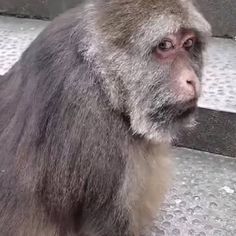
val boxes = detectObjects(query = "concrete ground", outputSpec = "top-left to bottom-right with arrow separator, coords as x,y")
0,16 -> 236,236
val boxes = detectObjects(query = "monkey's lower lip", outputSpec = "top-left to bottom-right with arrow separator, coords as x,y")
149,101 -> 197,123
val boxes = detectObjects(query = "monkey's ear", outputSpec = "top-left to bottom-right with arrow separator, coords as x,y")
187,3 -> 212,38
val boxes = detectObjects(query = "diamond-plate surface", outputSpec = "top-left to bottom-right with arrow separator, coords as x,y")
0,16 -> 49,75
199,38 -> 236,113
154,148 -> 236,236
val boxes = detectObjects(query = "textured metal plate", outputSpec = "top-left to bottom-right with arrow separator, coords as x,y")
199,38 -> 236,113
154,148 -> 236,236
0,16 -> 48,75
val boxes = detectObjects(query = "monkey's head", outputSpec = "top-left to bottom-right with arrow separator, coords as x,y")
85,0 -> 211,143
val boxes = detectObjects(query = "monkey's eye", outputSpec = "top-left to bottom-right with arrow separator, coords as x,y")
158,40 -> 174,51
183,38 -> 194,50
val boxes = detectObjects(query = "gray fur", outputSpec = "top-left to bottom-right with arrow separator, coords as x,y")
0,0 -> 211,235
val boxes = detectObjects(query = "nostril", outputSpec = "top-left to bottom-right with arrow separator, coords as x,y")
177,69 -> 201,98
185,78 -> 197,98
186,79 -> 193,85
186,79 -> 196,92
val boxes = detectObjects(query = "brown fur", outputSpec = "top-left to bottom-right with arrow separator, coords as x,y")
0,0 -> 210,235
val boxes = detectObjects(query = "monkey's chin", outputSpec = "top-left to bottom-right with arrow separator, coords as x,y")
142,114 -> 197,144
131,109 -> 198,144
144,131 -> 174,144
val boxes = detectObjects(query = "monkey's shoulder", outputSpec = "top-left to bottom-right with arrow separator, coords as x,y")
121,143 -> 172,232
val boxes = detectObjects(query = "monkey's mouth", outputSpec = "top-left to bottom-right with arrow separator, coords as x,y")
149,100 -> 197,125
175,106 -> 196,120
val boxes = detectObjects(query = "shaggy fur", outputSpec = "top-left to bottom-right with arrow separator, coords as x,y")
0,0 -> 211,235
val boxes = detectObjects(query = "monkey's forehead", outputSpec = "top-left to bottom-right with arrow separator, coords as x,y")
135,0 -> 211,38
93,0 -> 211,44
135,12 -> 211,42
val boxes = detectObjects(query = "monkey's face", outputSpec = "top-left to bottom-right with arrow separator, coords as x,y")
91,0 -> 211,143
125,29 -> 207,143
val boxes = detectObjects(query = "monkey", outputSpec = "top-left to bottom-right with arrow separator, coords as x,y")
0,0 -> 211,235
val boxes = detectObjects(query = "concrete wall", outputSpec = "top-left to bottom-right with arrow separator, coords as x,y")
0,0 -> 235,37
0,0 -> 84,19
196,0 -> 236,37
0,0 -> 49,19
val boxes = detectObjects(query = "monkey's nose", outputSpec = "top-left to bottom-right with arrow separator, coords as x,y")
181,69 -> 201,100
186,76 -> 201,98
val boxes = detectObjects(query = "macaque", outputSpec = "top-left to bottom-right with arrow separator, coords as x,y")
0,0 -> 211,235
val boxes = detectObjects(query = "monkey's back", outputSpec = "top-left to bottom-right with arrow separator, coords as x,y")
0,7 -> 132,235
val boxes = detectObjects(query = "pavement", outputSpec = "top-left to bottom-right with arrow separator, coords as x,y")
0,16 -> 236,236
